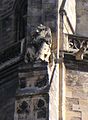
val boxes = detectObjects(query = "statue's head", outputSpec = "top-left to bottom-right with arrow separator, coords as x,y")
33,24 -> 52,45
35,24 -> 47,38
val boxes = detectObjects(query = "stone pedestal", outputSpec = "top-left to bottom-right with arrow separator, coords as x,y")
14,60 -> 59,120
14,61 -> 50,120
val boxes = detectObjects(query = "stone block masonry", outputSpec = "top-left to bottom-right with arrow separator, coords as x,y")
65,68 -> 88,120
18,61 -> 49,90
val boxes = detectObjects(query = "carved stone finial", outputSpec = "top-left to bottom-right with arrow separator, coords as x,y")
25,24 -> 52,63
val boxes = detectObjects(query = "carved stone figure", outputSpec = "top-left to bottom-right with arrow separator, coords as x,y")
25,24 -> 52,63
74,41 -> 88,60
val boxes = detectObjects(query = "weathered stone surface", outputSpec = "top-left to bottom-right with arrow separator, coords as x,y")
14,94 -> 49,120
0,0 -> 15,50
27,0 -> 57,31
76,0 -> 88,37
64,0 -> 76,32
65,68 -> 88,120
0,14 -> 15,50
66,111 -> 81,120
25,24 -> 52,63
49,64 -> 59,120
27,0 -> 58,53
0,0 -> 77,120
18,62 -> 49,89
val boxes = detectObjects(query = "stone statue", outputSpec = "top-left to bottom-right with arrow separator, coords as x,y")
25,24 -> 52,63
74,41 -> 88,60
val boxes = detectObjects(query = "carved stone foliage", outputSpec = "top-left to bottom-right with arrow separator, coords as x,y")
69,39 -> 88,49
25,24 -> 52,63
69,38 -> 81,49
67,35 -> 88,60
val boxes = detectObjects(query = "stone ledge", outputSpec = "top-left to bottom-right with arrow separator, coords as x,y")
64,53 -> 88,72
18,61 -> 48,69
16,85 -> 50,97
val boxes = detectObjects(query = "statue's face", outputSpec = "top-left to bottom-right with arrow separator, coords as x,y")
36,28 -> 47,38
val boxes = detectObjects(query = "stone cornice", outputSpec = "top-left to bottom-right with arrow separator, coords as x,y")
64,52 -> 88,72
